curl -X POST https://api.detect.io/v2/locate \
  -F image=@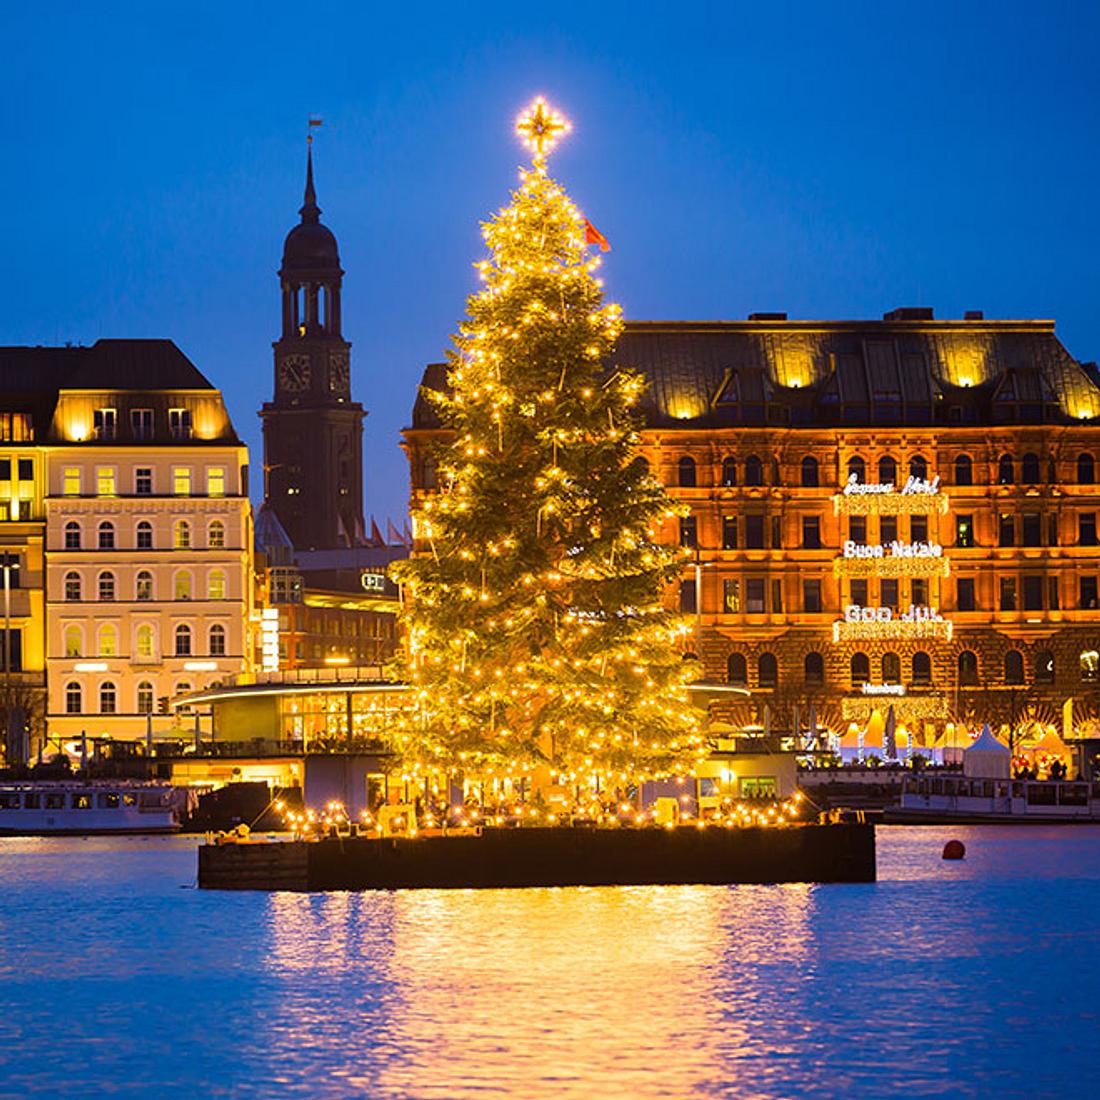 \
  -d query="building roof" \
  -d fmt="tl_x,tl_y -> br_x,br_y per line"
410,312 -> 1100,430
